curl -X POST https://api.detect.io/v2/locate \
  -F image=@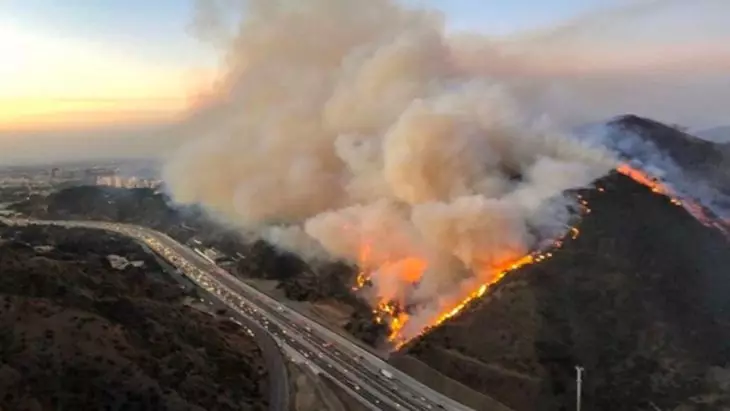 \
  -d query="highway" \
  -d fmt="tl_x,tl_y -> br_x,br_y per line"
2,217 -> 479,411
183,294 -> 289,411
